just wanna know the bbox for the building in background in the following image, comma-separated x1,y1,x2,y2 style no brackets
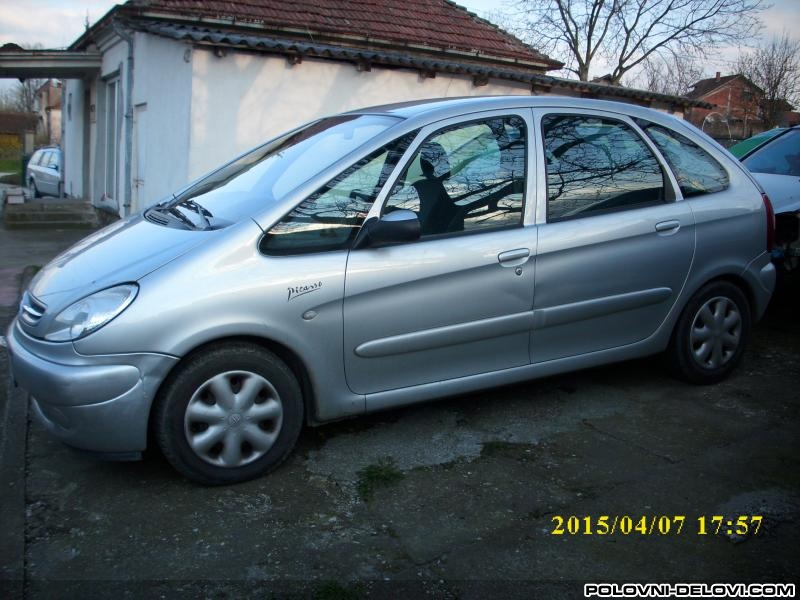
34,79,62,146
0,111,37,165
1,0,709,217
685,73,765,143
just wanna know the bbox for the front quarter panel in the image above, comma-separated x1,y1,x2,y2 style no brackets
74,219,364,422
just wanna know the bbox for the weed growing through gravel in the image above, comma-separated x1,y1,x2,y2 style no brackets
356,457,404,501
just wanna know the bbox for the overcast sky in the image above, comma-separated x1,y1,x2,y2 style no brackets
1,0,798,90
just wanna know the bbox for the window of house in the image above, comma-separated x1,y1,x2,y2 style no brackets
260,132,416,255
638,120,729,197
384,116,526,237
543,114,666,222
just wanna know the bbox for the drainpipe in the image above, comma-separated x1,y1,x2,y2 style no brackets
112,20,134,217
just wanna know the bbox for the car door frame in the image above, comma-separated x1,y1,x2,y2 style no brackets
528,105,695,362
343,107,540,402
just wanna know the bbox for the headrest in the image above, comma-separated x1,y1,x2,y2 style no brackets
419,141,450,180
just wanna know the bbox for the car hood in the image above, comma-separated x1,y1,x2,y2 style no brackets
752,172,800,214
28,215,209,308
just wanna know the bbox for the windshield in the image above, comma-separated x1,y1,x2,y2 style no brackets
153,114,402,226
743,129,800,176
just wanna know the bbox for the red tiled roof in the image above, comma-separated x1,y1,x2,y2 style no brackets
130,0,560,68
686,74,762,100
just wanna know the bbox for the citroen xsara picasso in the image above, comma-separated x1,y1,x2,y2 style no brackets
6,98,776,484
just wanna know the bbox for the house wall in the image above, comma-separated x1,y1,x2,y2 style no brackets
62,79,86,198
63,33,694,215
186,48,532,183
129,33,193,209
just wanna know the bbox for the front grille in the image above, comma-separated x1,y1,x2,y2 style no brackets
19,292,46,326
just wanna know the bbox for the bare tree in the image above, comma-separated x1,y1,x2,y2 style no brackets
509,0,765,83
738,33,800,128
625,53,705,96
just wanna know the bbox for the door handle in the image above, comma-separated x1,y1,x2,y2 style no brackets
498,248,530,266
655,220,680,234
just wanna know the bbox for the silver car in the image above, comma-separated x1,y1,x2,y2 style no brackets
6,97,776,484
26,146,63,198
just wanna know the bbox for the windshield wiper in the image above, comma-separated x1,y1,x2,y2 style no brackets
179,200,213,229
146,205,197,230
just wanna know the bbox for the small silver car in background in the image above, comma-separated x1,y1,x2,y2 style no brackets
7,97,776,484
26,146,63,198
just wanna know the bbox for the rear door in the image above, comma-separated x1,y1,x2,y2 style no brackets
343,111,537,395
531,109,695,362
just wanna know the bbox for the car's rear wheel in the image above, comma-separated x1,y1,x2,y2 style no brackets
667,281,751,384
153,342,303,485
28,178,39,198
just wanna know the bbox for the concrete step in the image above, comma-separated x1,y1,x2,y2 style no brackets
5,220,98,230
3,201,99,229
4,211,97,222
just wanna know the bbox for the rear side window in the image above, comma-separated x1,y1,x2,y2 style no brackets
260,132,416,255
638,120,729,197
29,151,42,166
543,114,665,222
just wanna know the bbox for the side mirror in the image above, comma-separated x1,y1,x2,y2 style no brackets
354,209,420,249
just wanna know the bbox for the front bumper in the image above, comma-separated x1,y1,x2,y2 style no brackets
6,319,178,455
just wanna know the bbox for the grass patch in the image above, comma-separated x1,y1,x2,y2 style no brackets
314,581,363,600
0,158,21,173
356,457,405,502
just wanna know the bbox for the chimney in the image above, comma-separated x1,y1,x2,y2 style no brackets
715,72,721,80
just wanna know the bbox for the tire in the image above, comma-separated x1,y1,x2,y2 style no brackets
667,281,751,384
29,178,39,198
153,342,303,485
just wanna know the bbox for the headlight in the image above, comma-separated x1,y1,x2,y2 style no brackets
44,284,138,342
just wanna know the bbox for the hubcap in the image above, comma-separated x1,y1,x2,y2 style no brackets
689,296,742,370
183,370,283,468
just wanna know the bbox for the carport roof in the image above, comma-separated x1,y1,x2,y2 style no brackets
0,46,101,80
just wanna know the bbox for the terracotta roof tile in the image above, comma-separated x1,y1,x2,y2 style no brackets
132,0,560,67
686,74,745,99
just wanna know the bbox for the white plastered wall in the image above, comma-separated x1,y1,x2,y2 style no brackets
187,48,532,180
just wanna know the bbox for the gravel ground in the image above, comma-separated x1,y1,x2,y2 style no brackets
1,225,798,599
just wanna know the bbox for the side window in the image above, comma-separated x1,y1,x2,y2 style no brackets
47,152,59,169
543,114,665,222
384,116,526,237
260,133,415,255
39,151,52,168
30,151,42,166
743,129,800,177
638,120,729,197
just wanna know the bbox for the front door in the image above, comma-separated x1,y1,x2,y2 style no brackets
344,112,537,395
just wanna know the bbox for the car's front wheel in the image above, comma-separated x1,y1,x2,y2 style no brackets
667,281,751,384
153,342,303,485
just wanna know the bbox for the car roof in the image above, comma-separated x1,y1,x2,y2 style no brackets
729,128,788,158
347,95,687,127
